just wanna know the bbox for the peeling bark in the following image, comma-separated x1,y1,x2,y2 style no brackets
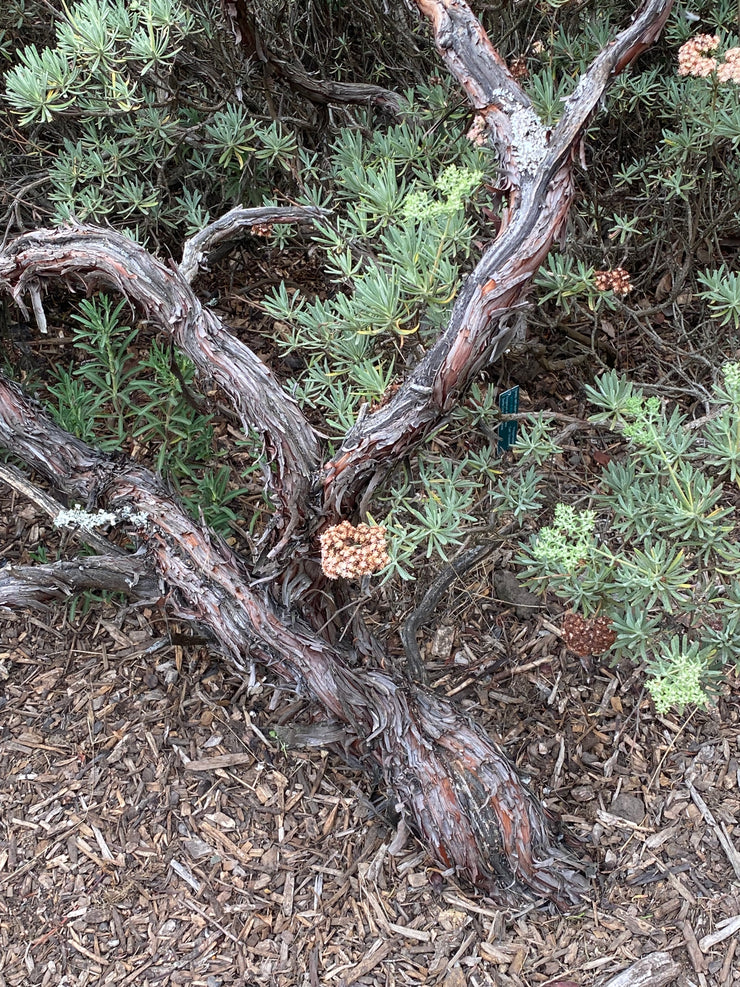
0,555,157,610
595,951,681,987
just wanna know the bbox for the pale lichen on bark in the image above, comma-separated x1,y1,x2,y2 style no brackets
510,104,549,175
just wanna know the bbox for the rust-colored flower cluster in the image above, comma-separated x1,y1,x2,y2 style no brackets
562,613,616,657
677,35,740,83
594,267,632,295
319,521,390,579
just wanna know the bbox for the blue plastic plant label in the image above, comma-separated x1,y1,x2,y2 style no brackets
497,385,520,452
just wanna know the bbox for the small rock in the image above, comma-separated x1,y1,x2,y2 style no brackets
437,908,467,932
85,907,110,924
571,785,596,803
431,624,455,660
602,849,618,870
442,967,467,987
183,837,212,860
611,793,645,823
493,570,541,617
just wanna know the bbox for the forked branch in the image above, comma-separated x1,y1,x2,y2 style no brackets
321,0,673,516
179,204,329,284
0,0,674,909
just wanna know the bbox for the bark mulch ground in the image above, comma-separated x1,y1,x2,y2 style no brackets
2,477,739,986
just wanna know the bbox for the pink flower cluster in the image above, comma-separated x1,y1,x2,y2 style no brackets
678,34,719,77
678,35,740,83
718,48,740,84
319,521,390,579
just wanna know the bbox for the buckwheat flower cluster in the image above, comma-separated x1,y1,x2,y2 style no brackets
722,361,740,403
594,267,632,295
677,34,719,77
529,504,597,572
403,165,484,221
435,164,484,208
562,612,616,656
319,521,390,579
402,189,434,221
647,656,708,714
718,47,740,84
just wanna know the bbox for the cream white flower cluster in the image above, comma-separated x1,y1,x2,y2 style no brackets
319,521,389,579
529,504,597,572
402,165,484,221
678,35,740,83
722,361,740,403
647,655,708,715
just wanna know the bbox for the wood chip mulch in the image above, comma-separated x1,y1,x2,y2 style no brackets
2,485,740,987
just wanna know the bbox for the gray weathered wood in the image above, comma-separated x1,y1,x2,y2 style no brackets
596,951,681,987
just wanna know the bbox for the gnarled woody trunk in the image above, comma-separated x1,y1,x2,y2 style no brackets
0,0,673,906
0,373,588,906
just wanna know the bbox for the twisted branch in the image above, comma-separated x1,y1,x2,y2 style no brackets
0,212,324,550
0,0,674,907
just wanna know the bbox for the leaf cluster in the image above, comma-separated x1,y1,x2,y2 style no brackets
2,0,300,241
517,368,740,713
261,110,496,439
525,0,740,344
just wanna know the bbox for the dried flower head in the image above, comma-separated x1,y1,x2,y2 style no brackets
562,613,616,657
509,56,529,81
594,267,632,295
466,114,489,147
677,34,719,78
319,521,390,579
